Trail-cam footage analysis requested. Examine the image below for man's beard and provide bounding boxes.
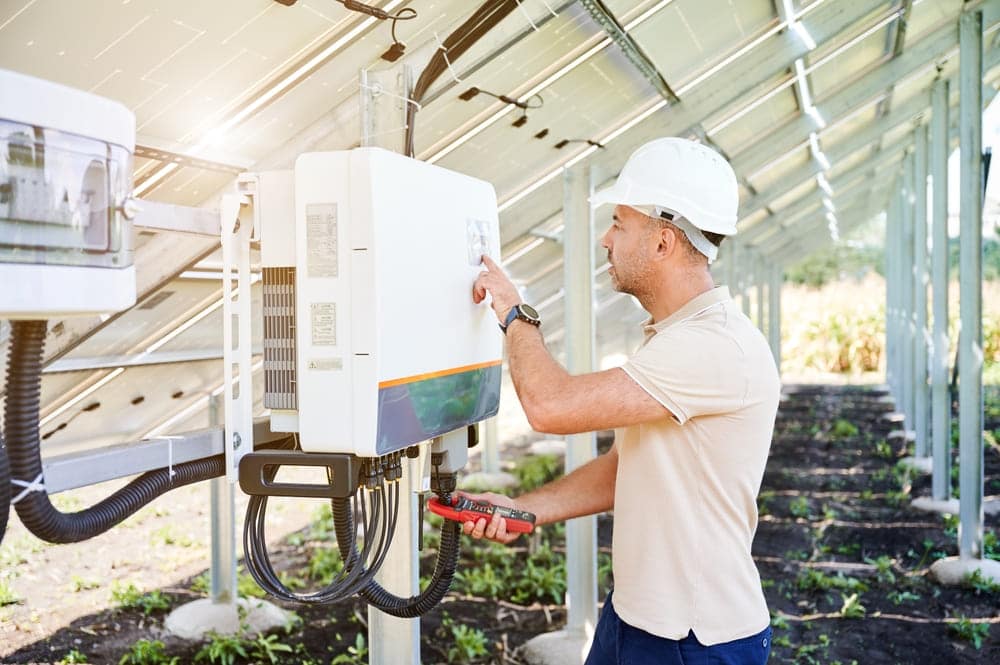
[608,252,651,300]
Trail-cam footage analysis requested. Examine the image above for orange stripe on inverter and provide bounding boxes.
[378,359,503,390]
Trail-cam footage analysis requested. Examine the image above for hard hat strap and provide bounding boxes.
[634,205,718,264]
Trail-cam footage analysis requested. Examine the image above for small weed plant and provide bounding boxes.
[0,579,21,606]
[57,649,89,664]
[950,617,990,649]
[111,582,171,615]
[118,639,178,665]
[839,593,866,618]
[831,419,859,439]
[330,633,368,665]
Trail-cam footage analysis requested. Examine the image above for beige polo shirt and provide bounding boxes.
[613,285,779,645]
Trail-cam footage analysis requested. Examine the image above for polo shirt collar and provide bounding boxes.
[642,286,731,334]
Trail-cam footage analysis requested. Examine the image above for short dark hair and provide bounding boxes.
[703,231,725,248]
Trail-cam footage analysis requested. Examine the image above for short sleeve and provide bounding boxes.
[621,324,747,425]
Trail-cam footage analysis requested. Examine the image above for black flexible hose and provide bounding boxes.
[4,320,227,544]
[0,430,10,543]
[333,493,461,617]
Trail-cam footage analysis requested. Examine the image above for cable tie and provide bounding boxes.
[433,32,464,84]
[150,435,184,480]
[539,0,559,17]
[515,0,540,31]
[359,81,422,111]
[10,473,46,504]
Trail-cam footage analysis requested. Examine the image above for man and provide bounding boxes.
[469,137,780,665]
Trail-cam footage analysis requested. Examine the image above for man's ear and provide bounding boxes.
[655,224,679,258]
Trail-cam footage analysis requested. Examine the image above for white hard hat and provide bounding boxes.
[590,137,739,236]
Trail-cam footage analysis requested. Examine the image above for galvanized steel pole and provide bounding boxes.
[913,124,930,459]
[563,164,599,635]
[958,9,984,559]
[902,154,916,431]
[886,188,899,400]
[480,418,500,474]
[756,258,766,333]
[209,394,237,604]
[769,265,782,373]
[742,247,753,319]
[931,78,952,501]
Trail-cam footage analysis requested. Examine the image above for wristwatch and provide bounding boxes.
[500,303,541,335]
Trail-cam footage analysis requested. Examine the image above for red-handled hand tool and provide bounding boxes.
[427,494,536,534]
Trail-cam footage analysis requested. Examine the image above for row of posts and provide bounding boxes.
[886,11,987,562]
[200,13,990,657]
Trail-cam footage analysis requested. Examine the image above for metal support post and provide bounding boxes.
[756,258,765,334]
[723,245,735,303]
[931,78,952,501]
[360,65,422,665]
[768,265,782,374]
[742,248,753,319]
[958,10,984,559]
[480,417,500,474]
[913,125,930,459]
[886,189,898,400]
[209,394,237,604]
[902,154,916,432]
[563,164,599,637]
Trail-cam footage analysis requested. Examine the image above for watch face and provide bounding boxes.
[519,304,540,320]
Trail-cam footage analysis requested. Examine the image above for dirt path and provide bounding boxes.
[2,384,999,664]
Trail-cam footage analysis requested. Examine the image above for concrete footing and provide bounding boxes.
[899,456,933,473]
[165,597,292,640]
[930,557,1000,586]
[887,428,915,443]
[520,629,592,665]
[530,439,567,456]
[985,499,1000,517]
[910,496,960,515]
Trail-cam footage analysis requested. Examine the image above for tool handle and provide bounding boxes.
[427,494,535,534]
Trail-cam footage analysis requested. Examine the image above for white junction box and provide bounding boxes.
[258,148,502,457]
[0,68,136,318]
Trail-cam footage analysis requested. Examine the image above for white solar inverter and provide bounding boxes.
[259,148,502,457]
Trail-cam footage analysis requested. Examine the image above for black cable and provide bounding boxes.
[405,0,521,156]
[391,7,418,45]
[243,475,382,603]
[3,320,234,544]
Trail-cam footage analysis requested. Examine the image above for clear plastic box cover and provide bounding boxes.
[0,119,133,269]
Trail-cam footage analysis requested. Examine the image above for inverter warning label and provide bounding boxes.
[310,302,337,346]
[306,203,338,278]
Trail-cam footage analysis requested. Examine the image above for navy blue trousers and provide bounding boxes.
[584,592,772,665]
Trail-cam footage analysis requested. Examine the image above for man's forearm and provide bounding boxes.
[515,446,618,526]
[505,321,569,430]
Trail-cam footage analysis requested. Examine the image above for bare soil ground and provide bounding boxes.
[2,384,999,664]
